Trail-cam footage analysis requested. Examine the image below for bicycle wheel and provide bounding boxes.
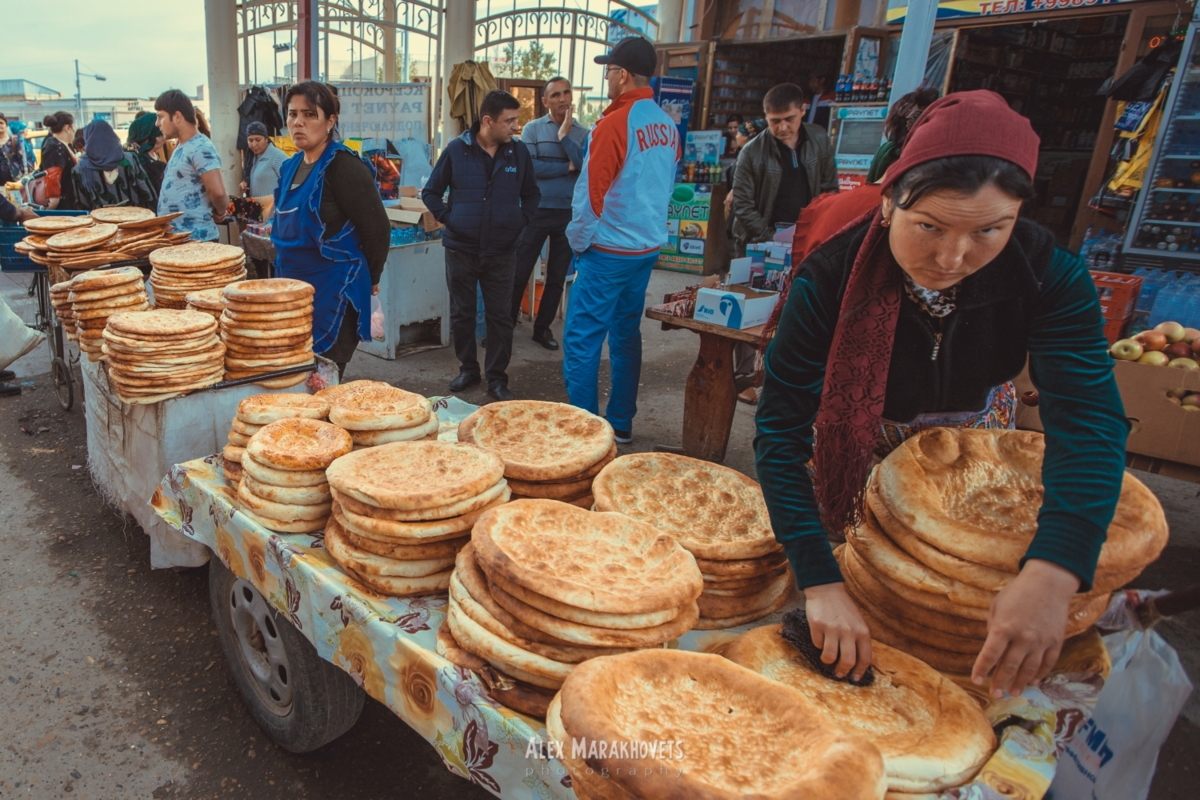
[52,357,73,411]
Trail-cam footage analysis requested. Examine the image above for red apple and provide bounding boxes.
[1169,357,1200,370]
[1156,321,1187,343]
[1182,327,1200,345]
[1167,387,1189,399]
[1138,351,1171,366]
[1169,395,1183,405]
[1109,338,1144,361]
[1165,342,1194,359]
[1182,393,1200,408]
[1193,338,1200,357]
[1136,330,1169,351]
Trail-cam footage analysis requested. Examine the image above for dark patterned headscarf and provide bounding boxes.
[126,113,162,156]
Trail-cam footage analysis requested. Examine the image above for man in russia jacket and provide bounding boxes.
[563,37,680,443]
[423,90,540,401]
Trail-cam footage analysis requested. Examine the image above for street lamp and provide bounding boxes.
[75,60,107,125]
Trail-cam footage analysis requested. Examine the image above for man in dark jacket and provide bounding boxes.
[423,90,541,400]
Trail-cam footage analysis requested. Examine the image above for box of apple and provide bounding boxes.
[1109,321,1200,370]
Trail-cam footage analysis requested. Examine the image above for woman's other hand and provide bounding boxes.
[805,582,873,680]
[973,558,1080,698]
[371,284,380,296]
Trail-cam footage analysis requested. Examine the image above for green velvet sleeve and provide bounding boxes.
[1024,248,1129,591]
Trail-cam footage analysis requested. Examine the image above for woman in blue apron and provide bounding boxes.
[272,82,390,377]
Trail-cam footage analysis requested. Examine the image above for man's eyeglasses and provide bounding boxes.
[605,66,626,77]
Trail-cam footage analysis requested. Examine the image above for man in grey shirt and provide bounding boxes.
[240,121,289,199]
[509,76,588,350]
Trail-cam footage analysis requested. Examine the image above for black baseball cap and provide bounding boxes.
[594,37,657,78]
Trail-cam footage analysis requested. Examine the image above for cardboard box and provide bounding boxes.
[389,193,443,231]
[693,285,779,330]
[1016,360,1200,467]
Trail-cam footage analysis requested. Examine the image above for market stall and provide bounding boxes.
[150,395,1123,799]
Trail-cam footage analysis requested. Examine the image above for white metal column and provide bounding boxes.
[440,0,476,150]
[887,0,939,110]
[205,0,242,193]
[657,0,686,44]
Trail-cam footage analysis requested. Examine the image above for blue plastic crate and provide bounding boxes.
[1,209,90,273]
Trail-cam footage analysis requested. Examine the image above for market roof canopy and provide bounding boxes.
[887,0,1141,25]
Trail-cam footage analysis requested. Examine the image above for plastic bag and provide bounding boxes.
[370,295,385,341]
[0,296,44,372]
[1048,626,1192,800]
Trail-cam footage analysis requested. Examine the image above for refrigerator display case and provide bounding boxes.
[1123,15,1200,273]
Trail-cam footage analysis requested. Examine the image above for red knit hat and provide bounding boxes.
[879,90,1040,194]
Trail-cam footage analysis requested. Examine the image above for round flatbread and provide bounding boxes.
[220,321,311,339]
[230,417,263,436]
[694,550,790,579]
[24,216,93,234]
[238,480,331,521]
[437,622,558,719]
[503,475,593,501]
[340,562,452,597]
[325,519,455,576]
[447,602,573,686]
[90,207,156,224]
[469,401,614,481]
[690,588,792,630]
[106,308,217,338]
[487,568,682,630]
[237,504,327,534]
[696,571,792,619]
[724,624,996,793]
[224,351,314,370]
[222,305,314,323]
[222,278,315,304]
[314,379,392,402]
[46,223,119,250]
[325,440,505,511]
[474,499,702,616]
[331,495,505,542]
[237,393,330,425]
[331,478,509,522]
[150,241,244,269]
[223,296,314,314]
[593,453,781,560]
[344,526,465,561]
[69,266,144,292]
[245,418,352,471]
[350,414,440,446]
[241,474,330,506]
[555,650,888,800]
[329,385,432,431]
[220,315,313,332]
[240,452,327,487]
[221,332,312,349]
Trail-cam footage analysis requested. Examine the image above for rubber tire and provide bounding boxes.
[209,558,365,752]
[52,357,73,411]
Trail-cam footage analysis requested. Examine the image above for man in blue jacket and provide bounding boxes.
[423,90,541,401]
[508,76,588,351]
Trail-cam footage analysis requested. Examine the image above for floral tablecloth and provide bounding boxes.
[151,399,1110,800]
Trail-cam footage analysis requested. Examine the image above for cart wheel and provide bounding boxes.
[209,559,364,752]
[52,358,73,411]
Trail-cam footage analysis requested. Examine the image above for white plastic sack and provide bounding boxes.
[371,295,385,341]
[1049,627,1192,800]
[0,296,44,372]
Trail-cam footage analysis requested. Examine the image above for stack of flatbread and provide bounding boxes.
[223,393,331,483]
[839,428,1169,673]
[724,624,995,794]
[149,242,247,310]
[238,417,350,532]
[445,499,703,717]
[185,288,226,321]
[220,279,315,389]
[546,649,887,800]
[324,441,509,597]
[49,280,78,341]
[314,379,391,404]
[329,384,439,449]
[20,211,188,276]
[593,452,792,630]
[458,401,615,509]
[69,267,150,362]
[101,309,224,404]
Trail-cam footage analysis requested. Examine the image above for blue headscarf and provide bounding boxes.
[77,120,127,198]
[7,120,26,134]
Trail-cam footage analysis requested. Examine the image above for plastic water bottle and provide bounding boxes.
[1184,280,1200,329]
[1137,268,1166,313]
[1164,275,1200,327]
[1150,276,1182,327]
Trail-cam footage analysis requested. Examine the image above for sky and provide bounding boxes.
[7,1,208,100]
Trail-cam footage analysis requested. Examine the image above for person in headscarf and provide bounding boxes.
[238,121,288,200]
[0,115,31,182]
[71,120,158,211]
[755,91,1127,698]
[126,112,167,193]
[6,120,35,178]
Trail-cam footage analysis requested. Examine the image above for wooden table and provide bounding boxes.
[645,309,764,463]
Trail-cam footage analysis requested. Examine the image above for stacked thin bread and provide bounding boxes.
[69,267,150,362]
[21,212,188,276]
[314,379,391,404]
[724,624,995,793]
[101,309,223,404]
[185,288,226,321]
[547,650,887,800]
[593,453,792,630]
[220,279,315,389]
[149,242,247,310]
[330,384,439,448]
[459,401,615,509]
[324,441,510,596]
[224,393,332,483]
[449,499,703,712]
[238,416,350,532]
[840,428,1169,673]
[49,280,77,341]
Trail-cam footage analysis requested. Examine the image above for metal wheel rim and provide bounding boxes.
[227,578,294,716]
[52,359,72,411]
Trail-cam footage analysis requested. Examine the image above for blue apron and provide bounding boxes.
[271,142,372,354]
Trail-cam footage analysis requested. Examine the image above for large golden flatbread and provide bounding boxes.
[24,216,93,234]
[447,602,573,688]
[473,499,703,615]
[313,379,391,403]
[469,400,614,481]
[556,650,888,800]
[106,308,217,338]
[695,550,789,578]
[343,525,464,561]
[487,568,683,630]
[237,393,329,425]
[236,504,326,534]
[46,223,118,250]
[325,518,455,576]
[150,241,244,268]
[237,480,330,521]
[340,562,451,597]
[90,207,156,224]
[593,452,781,560]
[240,452,328,487]
[69,266,144,292]
[350,415,441,447]
[436,622,557,719]
[246,418,352,471]
[325,441,505,511]
[222,305,313,322]
[332,480,509,522]
[723,625,996,793]
[242,474,330,506]
[223,296,313,313]
[222,278,315,303]
[691,587,792,630]
[333,500,497,543]
[329,385,431,431]
[877,428,1169,575]
[696,571,792,619]
[546,695,638,800]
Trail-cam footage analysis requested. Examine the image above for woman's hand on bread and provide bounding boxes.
[805,582,873,681]
[973,559,1080,698]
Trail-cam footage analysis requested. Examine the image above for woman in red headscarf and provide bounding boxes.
[755,91,1127,698]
